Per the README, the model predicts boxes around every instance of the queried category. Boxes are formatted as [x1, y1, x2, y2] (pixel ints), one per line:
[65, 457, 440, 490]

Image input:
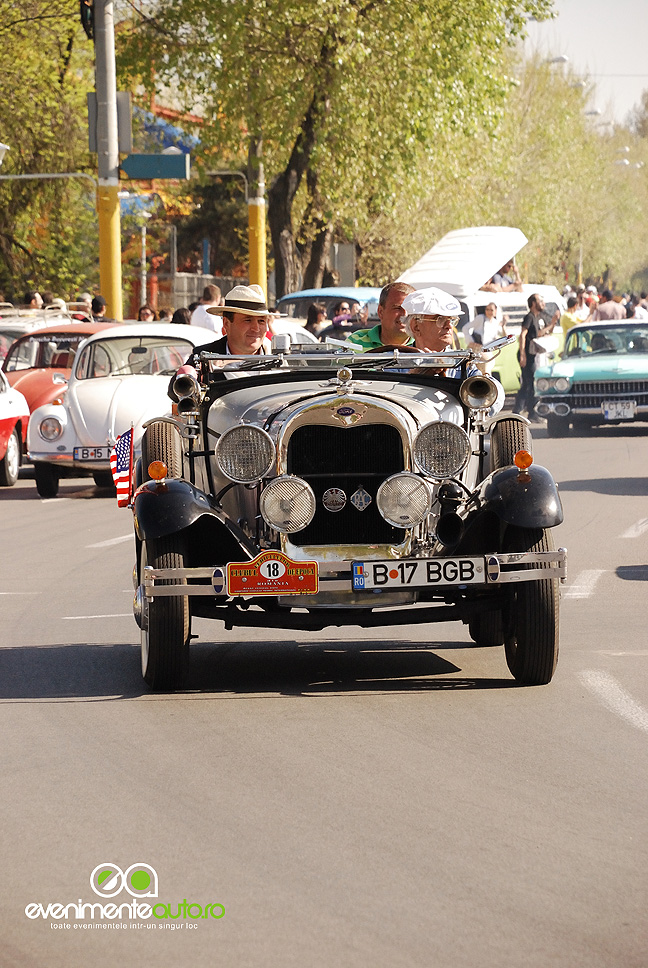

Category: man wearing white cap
[177, 284, 273, 372]
[402, 287, 505, 412]
[403, 288, 467, 374]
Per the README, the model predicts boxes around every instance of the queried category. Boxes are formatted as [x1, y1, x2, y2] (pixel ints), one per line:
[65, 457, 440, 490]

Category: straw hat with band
[207, 284, 283, 318]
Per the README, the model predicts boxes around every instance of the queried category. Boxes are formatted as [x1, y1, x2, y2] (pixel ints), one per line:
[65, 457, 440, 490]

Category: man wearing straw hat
[175, 284, 275, 373]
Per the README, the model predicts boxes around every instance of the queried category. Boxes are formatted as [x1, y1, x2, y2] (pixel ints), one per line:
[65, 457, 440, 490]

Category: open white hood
[397, 226, 528, 298]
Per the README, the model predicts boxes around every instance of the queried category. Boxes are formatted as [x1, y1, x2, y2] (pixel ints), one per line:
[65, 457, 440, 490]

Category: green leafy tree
[0, 0, 98, 300]
[116, 0, 553, 296]
[357, 54, 648, 292]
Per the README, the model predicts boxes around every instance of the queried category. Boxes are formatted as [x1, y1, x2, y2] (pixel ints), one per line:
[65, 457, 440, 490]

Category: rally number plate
[352, 557, 486, 590]
[602, 400, 635, 420]
[73, 446, 111, 460]
[226, 551, 318, 596]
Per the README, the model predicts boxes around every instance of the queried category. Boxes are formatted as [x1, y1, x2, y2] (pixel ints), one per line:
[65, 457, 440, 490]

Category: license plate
[73, 446, 111, 460]
[226, 551, 318, 596]
[602, 400, 635, 420]
[352, 557, 486, 590]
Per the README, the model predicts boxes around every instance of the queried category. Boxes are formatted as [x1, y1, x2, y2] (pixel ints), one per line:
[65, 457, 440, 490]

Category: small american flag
[109, 427, 134, 507]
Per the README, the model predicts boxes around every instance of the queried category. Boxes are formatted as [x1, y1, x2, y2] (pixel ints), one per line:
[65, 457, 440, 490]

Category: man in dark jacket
[169, 285, 273, 398]
[514, 293, 559, 421]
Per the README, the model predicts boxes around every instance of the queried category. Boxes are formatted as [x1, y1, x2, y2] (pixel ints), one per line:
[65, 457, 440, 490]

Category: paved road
[1, 424, 647, 968]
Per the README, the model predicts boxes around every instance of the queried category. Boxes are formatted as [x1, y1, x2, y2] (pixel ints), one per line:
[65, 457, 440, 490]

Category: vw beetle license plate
[602, 400, 635, 420]
[73, 446, 111, 460]
[352, 557, 486, 589]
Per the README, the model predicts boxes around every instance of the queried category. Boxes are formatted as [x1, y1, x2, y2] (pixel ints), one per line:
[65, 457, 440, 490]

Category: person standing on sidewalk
[514, 293, 559, 421]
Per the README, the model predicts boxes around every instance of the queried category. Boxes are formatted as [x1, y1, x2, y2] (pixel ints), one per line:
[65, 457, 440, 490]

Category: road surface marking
[620, 518, 648, 539]
[580, 670, 648, 734]
[87, 534, 133, 548]
[0, 592, 38, 595]
[62, 614, 132, 620]
[563, 569, 605, 599]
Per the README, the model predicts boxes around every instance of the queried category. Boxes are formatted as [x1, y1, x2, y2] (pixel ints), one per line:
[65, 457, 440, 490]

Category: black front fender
[474, 463, 563, 529]
[133, 478, 214, 541]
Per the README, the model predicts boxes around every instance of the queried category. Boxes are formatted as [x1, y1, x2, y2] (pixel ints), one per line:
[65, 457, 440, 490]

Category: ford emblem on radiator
[350, 486, 372, 511]
[322, 487, 347, 512]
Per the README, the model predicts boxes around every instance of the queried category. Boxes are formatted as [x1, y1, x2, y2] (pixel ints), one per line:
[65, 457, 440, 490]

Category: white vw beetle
[27, 322, 215, 497]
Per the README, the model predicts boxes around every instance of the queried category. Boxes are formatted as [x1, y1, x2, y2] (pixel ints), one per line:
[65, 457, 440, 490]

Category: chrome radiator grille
[287, 424, 405, 545]
[570, 380, 648, 407]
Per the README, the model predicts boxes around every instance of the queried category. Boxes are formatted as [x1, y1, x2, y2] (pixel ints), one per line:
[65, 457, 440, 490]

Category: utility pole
[247, 135, 267, 294]
[94, 0, 123, 320]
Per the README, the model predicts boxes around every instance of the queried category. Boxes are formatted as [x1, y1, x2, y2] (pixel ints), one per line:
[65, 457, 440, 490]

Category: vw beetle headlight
[260, 476, 316, 533]
[39, 416, 63, 441]
[376, 473, 433, 528]
[216, 425, 275, 483]
[413, 422, 471, 479]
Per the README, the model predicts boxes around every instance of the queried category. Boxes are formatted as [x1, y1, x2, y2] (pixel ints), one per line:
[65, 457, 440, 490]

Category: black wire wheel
[503, 527, 559, 686]
[140, 535, 190, 691]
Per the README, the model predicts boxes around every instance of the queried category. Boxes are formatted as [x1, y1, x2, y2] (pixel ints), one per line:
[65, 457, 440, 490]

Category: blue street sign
[120, 153, 190, 180]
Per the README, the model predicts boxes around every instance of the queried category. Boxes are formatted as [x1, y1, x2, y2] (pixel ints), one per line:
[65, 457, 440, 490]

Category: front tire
[0, 427, 20, 486]
[140, 535, 190, 691]
[34, 462, 59, 498]
[468, 608, 505, 647]
[546, 414, 570, 437]
[93, 470, 116, 489]
[503, 527, 559, 685]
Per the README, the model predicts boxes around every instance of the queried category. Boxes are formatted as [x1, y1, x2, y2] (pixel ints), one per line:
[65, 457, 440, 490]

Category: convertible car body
[130, 342, 567, 691]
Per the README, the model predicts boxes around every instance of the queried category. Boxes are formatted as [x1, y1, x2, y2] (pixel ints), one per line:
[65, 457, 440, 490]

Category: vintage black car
[131, 342, 566, 691]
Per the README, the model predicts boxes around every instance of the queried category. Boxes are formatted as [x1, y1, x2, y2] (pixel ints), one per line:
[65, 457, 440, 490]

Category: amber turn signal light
[148, 461, 168, 480]
[514, 450, 533, 470]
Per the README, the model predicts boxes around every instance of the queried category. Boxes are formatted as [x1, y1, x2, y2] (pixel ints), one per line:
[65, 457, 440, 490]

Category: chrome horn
[172, 367, 201, 414]
[459, 373, 499, 411]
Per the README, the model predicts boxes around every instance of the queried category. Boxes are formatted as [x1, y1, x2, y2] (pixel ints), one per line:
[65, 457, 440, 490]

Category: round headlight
[376, 473, 432, 528]
[39, 416, 63, 441]
[260, 476, 316, 533]
[216, 425, 275, 483]
[554, 377, 570, 392]
[536, 378, 549, 392]
[413, 422, 471, 479]
[459, 374, 498, 410]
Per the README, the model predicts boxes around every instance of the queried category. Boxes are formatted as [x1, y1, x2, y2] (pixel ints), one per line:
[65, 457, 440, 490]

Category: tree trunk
[302, 221, 335, 289]
[267, 36, 336, 298]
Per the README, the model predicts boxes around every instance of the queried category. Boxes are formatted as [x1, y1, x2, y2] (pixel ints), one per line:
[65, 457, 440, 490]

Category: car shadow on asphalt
[0, 470, 116, 501]
[557, 477, 648, 496]
[0, 638, 516, 701]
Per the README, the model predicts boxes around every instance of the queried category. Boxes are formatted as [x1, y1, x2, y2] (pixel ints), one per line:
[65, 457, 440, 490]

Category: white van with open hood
[397, 226, 565, 329]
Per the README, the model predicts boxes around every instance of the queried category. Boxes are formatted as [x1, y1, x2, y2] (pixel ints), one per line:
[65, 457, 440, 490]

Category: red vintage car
[2, 323, 113, 412]
[0, 369, 29, 485]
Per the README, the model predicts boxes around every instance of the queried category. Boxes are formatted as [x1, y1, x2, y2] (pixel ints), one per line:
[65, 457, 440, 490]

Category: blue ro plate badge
[353, 557, 486, 589]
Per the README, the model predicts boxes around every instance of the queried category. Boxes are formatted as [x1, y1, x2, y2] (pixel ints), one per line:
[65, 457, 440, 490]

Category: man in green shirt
[346, 282, 415, 350]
